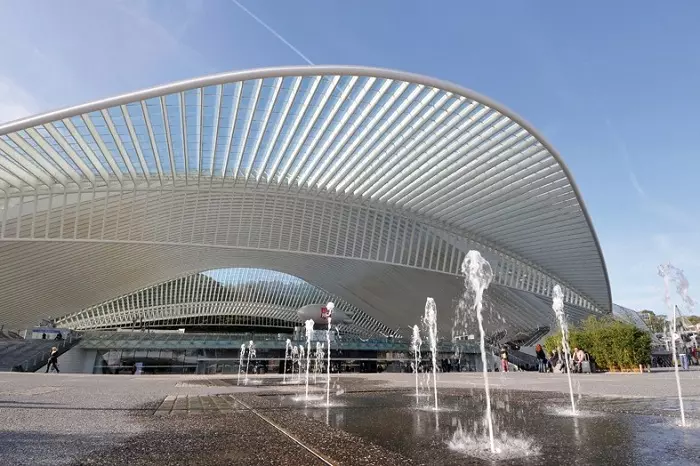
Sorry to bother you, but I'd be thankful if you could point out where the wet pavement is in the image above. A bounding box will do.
[243,387,700,465]
[1,372,699,465]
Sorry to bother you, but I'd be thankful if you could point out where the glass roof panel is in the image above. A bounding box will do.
[0,68,610,314]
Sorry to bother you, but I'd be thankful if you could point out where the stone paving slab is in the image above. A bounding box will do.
[72,410,328,466]
[234,392,416,466]
[143,380,415,465]
[154,394,239,415]
[348,369,700,398]
[2,371,700,465]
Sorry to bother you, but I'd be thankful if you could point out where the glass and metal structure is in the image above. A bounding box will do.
[612,303,652,332]
[57,267,393,337]
[0,66,611,339]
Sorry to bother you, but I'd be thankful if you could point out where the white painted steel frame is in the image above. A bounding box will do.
[57,268,392,337]
[0,66,611,331]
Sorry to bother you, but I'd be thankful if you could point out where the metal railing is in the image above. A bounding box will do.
[522,326,551,347]
[78,330,483,353]
[18,334,81,372]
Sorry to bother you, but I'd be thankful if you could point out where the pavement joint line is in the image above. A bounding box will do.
[231,395,336,466]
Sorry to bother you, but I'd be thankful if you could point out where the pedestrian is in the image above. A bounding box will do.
[535,344,547,373]
[500,345,509,373]
[573,347,586,373]
[46,347,60,373]
[682,346,690,370]
[548,349,559,372]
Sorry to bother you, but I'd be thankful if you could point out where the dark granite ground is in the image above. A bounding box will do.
[68,378,410,466]
[71,408,327,466]
[238,387,700,466]
[3,373,700,465]
[74,382,700,465]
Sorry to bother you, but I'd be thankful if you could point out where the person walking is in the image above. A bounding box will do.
[499,345,509,373]
[681,346,690,370]
[46,347,60,373]
[535,344,547,373]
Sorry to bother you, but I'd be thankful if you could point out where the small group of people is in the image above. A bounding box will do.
[535,344,593,373]
[678,345,698,370]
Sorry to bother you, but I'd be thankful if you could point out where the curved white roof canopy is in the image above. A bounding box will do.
[56,267,394,337]
[0,65,611,332]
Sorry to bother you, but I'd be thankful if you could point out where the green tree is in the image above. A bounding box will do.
[639,310,667,333]
[541,316,651,371]
[543,333,561,354]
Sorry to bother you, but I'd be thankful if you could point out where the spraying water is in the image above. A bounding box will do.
[423,299,439,412]
[658,263,693,427]
[237,343,246,385]
[461,250,495,453]
[552,285,576,416]
[291,345,299,382]
[305,319,315,400]
[315,342,323,384]
[411,324,423,399]
[326,302,334,407]
[298,345,305,381]
[283,339,292,384]
[245,340,255,381]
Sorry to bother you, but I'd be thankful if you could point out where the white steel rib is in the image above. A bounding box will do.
[0,66,611,334]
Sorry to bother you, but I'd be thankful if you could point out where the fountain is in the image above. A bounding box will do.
[237,343,246,385]
[325,302,334,407]
[283,338,292,384]
[298,345,305,382]
[305,319,315,400]
[411,324,422,399]
[461,250,495,453]
[245,340,255,381]
[422,299,439,412]
[448,251,542,459]
[291,345,299,382]
[658,263,694,427]
[552,284,577,416]
[315,342,323,384]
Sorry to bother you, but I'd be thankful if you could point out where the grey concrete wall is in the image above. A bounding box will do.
[38,347,97,374]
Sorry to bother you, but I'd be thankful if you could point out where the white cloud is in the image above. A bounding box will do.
[0,76,37,124]
[628,171,645,198]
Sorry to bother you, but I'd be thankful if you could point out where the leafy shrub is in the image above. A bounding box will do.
[542,316,651,371]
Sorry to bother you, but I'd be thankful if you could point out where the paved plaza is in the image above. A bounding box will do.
[366,368,700,398]
[1,370,699,465]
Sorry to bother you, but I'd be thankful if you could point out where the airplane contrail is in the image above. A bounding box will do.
[231,0,315,65]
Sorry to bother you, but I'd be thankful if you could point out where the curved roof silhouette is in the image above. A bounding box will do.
[0,65,610,334]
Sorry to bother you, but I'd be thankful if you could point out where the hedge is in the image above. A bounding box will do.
[542,316,651,371]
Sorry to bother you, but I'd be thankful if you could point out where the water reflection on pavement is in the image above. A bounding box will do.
[275,388,700,465]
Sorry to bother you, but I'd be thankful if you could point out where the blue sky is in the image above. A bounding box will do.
[1,0,698,315]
